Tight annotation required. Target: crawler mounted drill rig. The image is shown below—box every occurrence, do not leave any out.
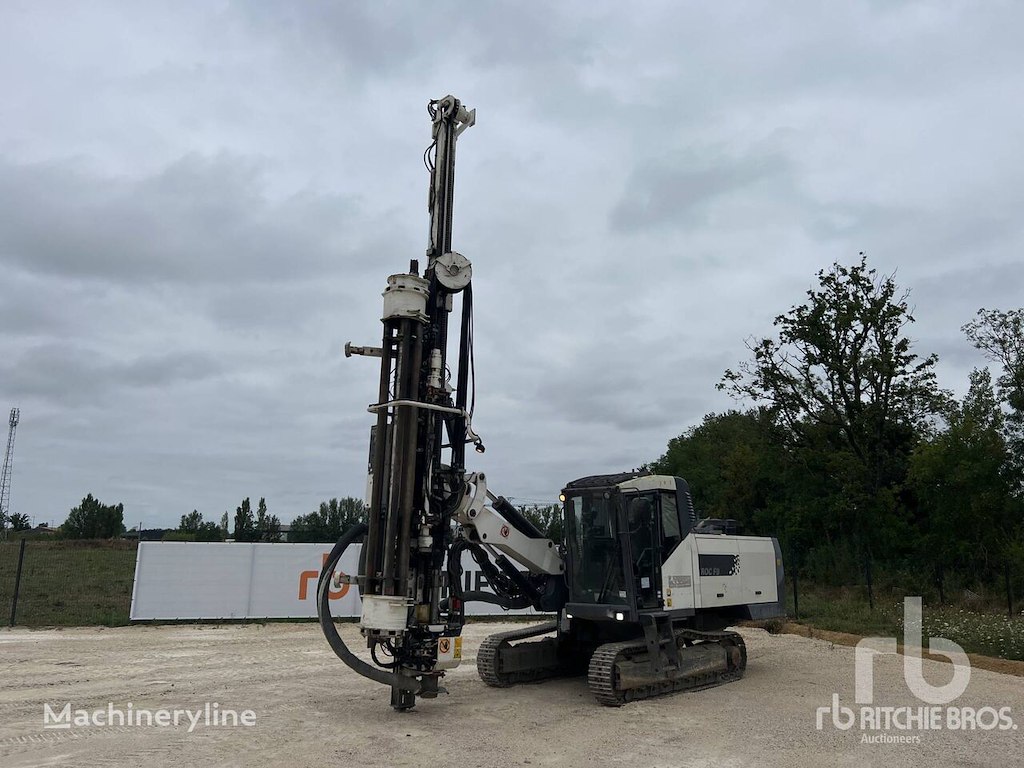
[318,96,784,710]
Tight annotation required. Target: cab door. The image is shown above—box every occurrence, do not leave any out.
[622,494,661,610]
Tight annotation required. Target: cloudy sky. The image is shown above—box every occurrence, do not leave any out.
[1,2,1022,529]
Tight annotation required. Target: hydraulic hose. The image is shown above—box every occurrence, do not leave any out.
[445,537,535,611]
[317,523,420,693]
[441,590,532,611]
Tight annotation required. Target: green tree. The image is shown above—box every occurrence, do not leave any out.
[908,368,1021,586]
[9,513,31,531]
[963,308,1024,411]
[233,497,255,542]
[195,521,223,541]
[651,408,784,530]
[720,256,947,576]
[649,408,824,577]
[254,497,281,542]
[720,256,945,452]
[179,510,203,533]
[519,504,563,542]
[178,509,223,542]
[289,497,367,542]
[62,494,126,539]
[963,307,1024,475]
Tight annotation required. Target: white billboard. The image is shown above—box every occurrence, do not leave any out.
[130,542,540,620]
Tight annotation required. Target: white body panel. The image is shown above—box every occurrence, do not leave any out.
[616,475,679,494]
[661,540,696,611]
[661,534,778,611]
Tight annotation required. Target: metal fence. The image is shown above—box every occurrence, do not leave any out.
[0,536,1016,628]
[0,539,138,626]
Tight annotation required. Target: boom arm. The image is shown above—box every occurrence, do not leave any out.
[454,473,562,576]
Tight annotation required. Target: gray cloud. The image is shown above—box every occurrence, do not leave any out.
[610,148,793,232]
[0,155,369,284]
[0,1,1021,528]
[0,343,224,407]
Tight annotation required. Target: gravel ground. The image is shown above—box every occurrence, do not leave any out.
[0,622,1021,768]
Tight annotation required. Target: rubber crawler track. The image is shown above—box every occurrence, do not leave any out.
[588,628,747,707]
[477,622,560,687]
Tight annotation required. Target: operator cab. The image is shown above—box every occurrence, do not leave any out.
[561,472,697,622]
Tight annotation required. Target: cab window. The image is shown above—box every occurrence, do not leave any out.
[661,491,681,558]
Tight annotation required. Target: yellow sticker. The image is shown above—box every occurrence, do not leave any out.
[454,637,462,659]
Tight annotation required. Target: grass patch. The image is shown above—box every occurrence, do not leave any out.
[920,606,1024,661]
[789,583,1024,661]
[0,540,137,627]
[791,585,903,637]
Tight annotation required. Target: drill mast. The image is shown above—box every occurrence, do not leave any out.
[324,96,480,709]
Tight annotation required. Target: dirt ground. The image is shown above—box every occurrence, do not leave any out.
[1,622,1021,768]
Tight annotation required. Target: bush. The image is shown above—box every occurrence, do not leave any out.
[160,531,196,542]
